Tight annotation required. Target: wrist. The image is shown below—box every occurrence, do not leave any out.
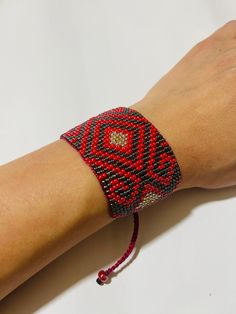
[129,98,199,192]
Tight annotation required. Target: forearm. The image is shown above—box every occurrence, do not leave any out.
[0,139,112,299]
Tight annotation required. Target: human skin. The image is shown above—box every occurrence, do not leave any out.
[132,21,236,190]
[1,21,236,299]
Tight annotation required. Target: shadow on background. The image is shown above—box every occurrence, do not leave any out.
[0,185,236,313]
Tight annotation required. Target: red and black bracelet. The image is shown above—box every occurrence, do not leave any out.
[60,106,182,285]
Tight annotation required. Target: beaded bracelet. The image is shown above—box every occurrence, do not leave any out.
[60,106,182,285]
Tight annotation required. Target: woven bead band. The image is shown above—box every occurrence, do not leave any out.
[60,106,182,218]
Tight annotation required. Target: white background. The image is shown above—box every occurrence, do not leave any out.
[0,0,236,313]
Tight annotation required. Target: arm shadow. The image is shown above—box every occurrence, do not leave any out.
[0,185,236,313]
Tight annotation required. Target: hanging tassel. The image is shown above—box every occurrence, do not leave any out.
[96,212,139,285]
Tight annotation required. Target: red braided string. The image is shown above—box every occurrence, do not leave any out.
[96,212,139,285]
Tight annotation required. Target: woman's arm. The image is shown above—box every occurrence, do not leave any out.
[1,20,236,299]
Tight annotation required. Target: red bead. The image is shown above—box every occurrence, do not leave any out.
[98,270,108,283]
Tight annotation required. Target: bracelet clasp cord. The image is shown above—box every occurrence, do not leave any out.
[96,212,139,285]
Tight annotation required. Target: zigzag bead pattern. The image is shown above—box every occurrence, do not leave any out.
[60,107,182,218]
